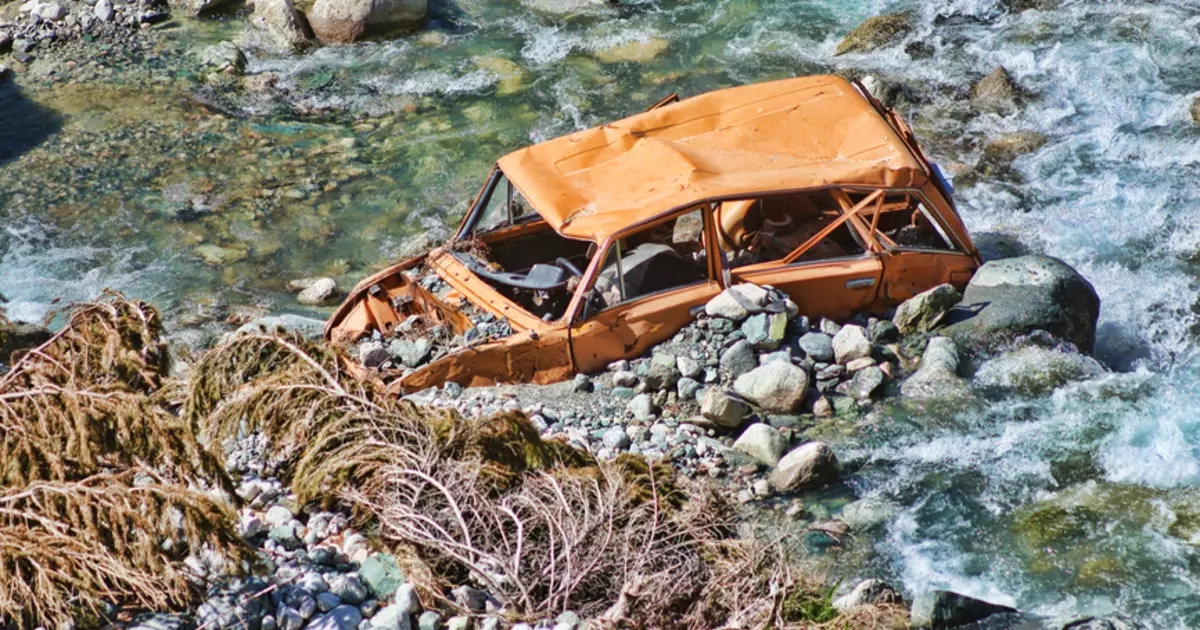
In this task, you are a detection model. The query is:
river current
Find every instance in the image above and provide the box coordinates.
[2,0,1199,626]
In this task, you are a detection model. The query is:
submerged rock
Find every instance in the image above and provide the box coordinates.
[768,441,838,492]
[308,0,426,43]
[835,14,911,55]
[594,37,669,64]
[940,256,1100,353]
[893,284,961,335]
[1061,616,1147,630]
[910,591,1018,629]
[1191,96,1200,125]
[974,341,1106,395]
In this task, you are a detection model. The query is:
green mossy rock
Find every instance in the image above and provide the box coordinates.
[835,15,911,56]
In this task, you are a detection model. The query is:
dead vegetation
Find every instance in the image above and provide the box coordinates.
[0,294,247,630]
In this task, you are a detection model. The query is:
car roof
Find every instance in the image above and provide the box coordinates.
[497,75,930,243]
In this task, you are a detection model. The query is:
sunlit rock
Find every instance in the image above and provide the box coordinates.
[252,0,314,51]
[971,66,1028,113]
[594,37,669,64]
[308,0,426,43]
[473,56,528,96]
[834,14,911,56]
[974,341,1107,396]
[893,283,961,335]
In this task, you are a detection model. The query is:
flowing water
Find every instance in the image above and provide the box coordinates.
[2,0,1200,625]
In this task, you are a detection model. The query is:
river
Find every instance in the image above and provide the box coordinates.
[1,0,1199,626]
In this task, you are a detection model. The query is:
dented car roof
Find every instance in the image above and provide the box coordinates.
[497,75,930,242]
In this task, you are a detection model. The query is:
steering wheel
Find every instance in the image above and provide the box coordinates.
[555,257,584,278]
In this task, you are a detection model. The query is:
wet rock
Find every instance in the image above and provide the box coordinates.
[0,321,52,362]
[769,442,839,492]
[1000,0,1058,11]
[974,342,1106,395]
[1191,96,1200,125]
[94,0,114,21]
[309,0,427,43]
[733,361,809,413]
[719,339,757,378]
[474,56,528,96]
[252,0,314,50]
[832,325,871,364]
[732,423,788,466]
[706,284,771,321]
[832,579,902,612]
[971,66,1027,112]
[941,256,1100,353]
[835,14,911,56]
[742,312,788,350]
[595,37,669,63]
[848,366,885,400]
[910,591,1018,629]
[798,332,834,362]
[901,337,968,399]
[297,277,340,306]
[1061,616,1147,630]
[982,131,1049,165]
[200,42,248,75]
[701,388,751,428]
[309,606,363,630]
[893,284,961,335]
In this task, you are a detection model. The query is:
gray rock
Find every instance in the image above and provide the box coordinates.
[262,615,278,630]
[269,523,303,550]
[893,283,962,335]
[94,0,114,20]
[554,611,580,630]
[677,355,702,379]
[360,342,390,368]
[388,338,431,368]
[733,361,809,413]
[701,388,751,428]
[572,373,593,392]
[34,2,65,20]
[719,339,757,378]
[199,42,248,75]
[252,0,313,50]
[236,314,327,339]
[974,343,1106,395]
[848,366,885,400]
[278,607,304,630]
[644,352,681,390]
[317,592,343,613]
[677,377,702,401]
[394,584,421,614]
[369,604,411,630]
[309,606,364,630]
[478,619,501,630]
[798,332,835,362]
[742,312,788,350]
[361,554,405,599]
[330,575,370,606]
[445,617,470,630]
[705,284,772,321]
[845,357,877,373]
[627,393,657,420]
[868,318,900,344]
[832,579,902,612]
[416,612,441,630]
[128,613,190,630]
[308,0,427,43]
[265,505,294,527]
[941,256,1100,353]
[602,426,630,450]
[972,66,1026,113]
[452,585,493,612]
[769,442,839,492]
[732,423,788,466]
[901,337,969,399]
[612,370,638,387]
[299,571,331,594]
[832,325,872,364]
[297,278,340,305]
[819,318,842,336]
[910,590,1017,629]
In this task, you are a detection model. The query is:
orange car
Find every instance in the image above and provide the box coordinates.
[325,75,981,394]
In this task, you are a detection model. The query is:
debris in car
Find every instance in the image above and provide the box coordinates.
[326,74,981,393]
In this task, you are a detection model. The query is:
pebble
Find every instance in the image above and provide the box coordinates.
[416,612,441,630]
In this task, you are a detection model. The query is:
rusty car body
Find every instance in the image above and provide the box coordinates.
[325,75,981,394]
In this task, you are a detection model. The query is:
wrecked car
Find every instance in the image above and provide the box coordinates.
[325,75,981,394]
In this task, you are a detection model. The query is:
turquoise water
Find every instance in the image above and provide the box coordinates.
[2,0,1200,625]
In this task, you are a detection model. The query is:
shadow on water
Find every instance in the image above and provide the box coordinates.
[0,81,63,167]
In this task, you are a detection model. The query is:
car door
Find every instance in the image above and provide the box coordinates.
[568,207,723,374]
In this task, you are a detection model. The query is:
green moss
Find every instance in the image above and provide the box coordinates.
[780,581,840,624]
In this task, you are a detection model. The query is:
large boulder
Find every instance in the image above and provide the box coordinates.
[733,361,809,413]
[308,0,426,43]
[940,256,1100,353]
[768,442,838,492]
[252,0,314,50]
[732,423,788,466]
[701,388,751,429]
[910,591,1018,629]
[893,284,961,335]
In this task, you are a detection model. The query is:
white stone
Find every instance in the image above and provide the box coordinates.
[704,284,771,321]
[700,388,750,428]
[732,361,809,413]
[265,505,294,527]
[732,423,788,466]
[832,325,872,364]
[768,442,839,492]
[297,277,340,306]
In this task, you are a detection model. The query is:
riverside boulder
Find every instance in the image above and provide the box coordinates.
[733,361,809,412]
[940,255,1100,353]
[308,0,426,43]
[252,0,314,50]
[768,441,838,492]
[901,336,969,399]
[893,284,961,335]
[910,591,1018,629]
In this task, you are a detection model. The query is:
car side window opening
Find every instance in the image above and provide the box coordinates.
[717,190,868,268]
[580,209,709,318]
[473,173,535,235]
[846,191,958,252]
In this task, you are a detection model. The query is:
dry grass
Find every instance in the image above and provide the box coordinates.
[0,294,247,630]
